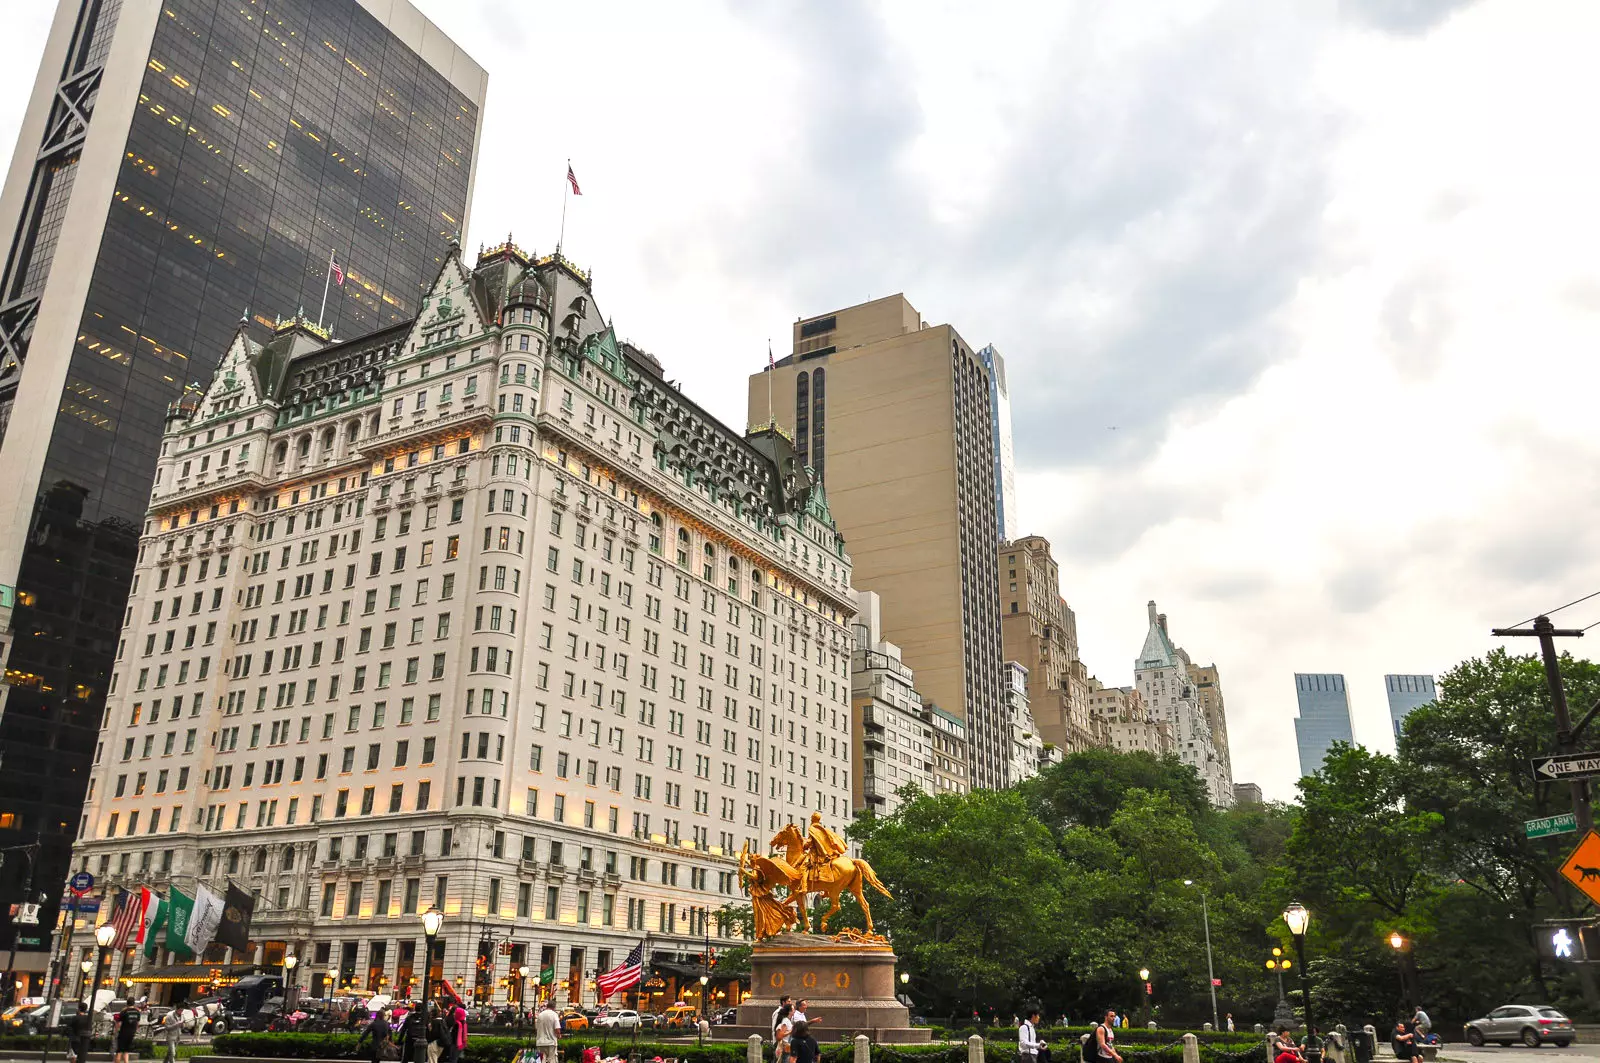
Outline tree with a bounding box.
[851,787,1071,1017]
[1021,748,1210,832]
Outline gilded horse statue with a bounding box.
[738,821,893,939]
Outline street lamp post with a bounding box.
[1265,951,1296,1030]
[1184,880,1219,1031]
[418,909,443,1063]
[698,975,709,1044]
[1284,903,1318,1063]
[1388,933,1416,1011]
[328,967,340,997]
[283,954,298,1009]
[1138,968,1151,1028]
[86,923,115,1012]
[78,959,92,999]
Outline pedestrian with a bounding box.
[795,999,818,1028]
[114,1002,141,1063]
[427,1003,446,1063]
[771,995,793,1038]
[358,1008,393,1063]
[160,1006,184,1063]
[1020,1007,1041,1063]
[1273,1028,1302,1063]
[1225,1014,1234,1033]
[791,1020,819,1063]
[1094,1009,1122,1063]
[66,1005,91,1063]
[774,1004,794,1063]
[448,1000,469,1063]
[535,999,560,1063]
[698,1015,712,1040]
[1391,1020,1416,1062]
[1411,1007,1431,1040]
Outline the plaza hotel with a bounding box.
[68,239,857,1008]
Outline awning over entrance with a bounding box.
[125,963,262,985]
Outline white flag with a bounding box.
[186,885,225,954]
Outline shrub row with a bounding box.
[207,1031,1268,1063]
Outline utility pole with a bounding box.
[1491,616,1593,831]
[1493,614,1600,1010]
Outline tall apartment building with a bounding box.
[1294,673,1355,778]
[927,706,969,795]
[976,345,1018,542]
[1185,662,1233,797]
[1003,661,1048,784]
[999,536,1095,753]
[0,0,486,984]
[1385,674,1436,742]
[851,590,933,817]
[1088,679,1172,757]
[1134,602,1231,806]
[69,243,857,1007]
[747,295,1008,789]
[1232,782,1263,805]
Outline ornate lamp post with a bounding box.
[328,967,339,996]
[78,959,92,999]
[417,909,443,1063]
[283,954,298,1009]
[1284,903,1317,1062]
[1388,933,1413,1010]
[87,923,115,1010]
[1266,950,1296,1030]
[1138,968,1151,1027]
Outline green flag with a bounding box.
[142,895,167,959]
[164,886,195,957]
[539,966,554,985]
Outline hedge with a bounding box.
[206,1031,1267,1063]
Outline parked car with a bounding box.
[638,1012,661,1030]
[713,1008,738,1026]
[595,1009,641,1029]
[16,1002,81,1035]
[1465,1005,1575,1047]
[559,1009,589,1031]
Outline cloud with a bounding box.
[1339,0,1478,35]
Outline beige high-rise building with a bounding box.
[68,240,857,1008]
[998,536,1096,753]
[1185,661,1233,795]
[748,295,1008,788]
[850,590,933,817]
[1087,679,1172,756]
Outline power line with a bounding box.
[1505,589,1600,630]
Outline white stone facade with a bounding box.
[850,591,933,817]
[1133,602,1232,807]
[68,243,857,1006]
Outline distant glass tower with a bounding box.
[977,344,1018,542]
[0,0,484,987]
[1294,673,1355,779]
[1385,674,1436,742]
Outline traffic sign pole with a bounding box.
[1495,616,1594,834]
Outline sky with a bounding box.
[5,0,1599,801]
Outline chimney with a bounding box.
[1147,600,1159,625]
[1158,614,1168,636]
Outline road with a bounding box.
[1439,1047,1600,1060]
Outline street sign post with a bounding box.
[1527,812,1580,839]
[1532,753,1600,781]
[68,872,93,896]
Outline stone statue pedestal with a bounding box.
[720,933,930,1044]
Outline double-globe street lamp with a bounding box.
[1283,903,1318,1063]
[1265,949,1295,1030]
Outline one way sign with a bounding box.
[1533,753,1600,780]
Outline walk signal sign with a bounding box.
[1559,830,1600,907]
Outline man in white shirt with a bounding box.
[1020,1008,1042,1063]
[771,996,792,1038]
[535,1003,560,1062]
[793,1000,810,1025]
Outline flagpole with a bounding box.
[767,340,774,427]
[558,160,570,256]
[317,248,335,328]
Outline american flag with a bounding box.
[566,165,582,196]
[109,888,143,949]
[330,257,345,287]
[596,942,644,999]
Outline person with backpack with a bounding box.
[1020,1008,1042,1063]
[791,1020,820,1063]
[1082,1009,1122,1063]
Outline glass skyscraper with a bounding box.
[0,0,483,991]
[1385,674,1436,742]
[1293,672,1355,780]
[977,344,1018,542]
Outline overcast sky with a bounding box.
[6,0,1598,800]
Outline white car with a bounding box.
[595,1010,641,1029]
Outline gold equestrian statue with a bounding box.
[738,813,893,940]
